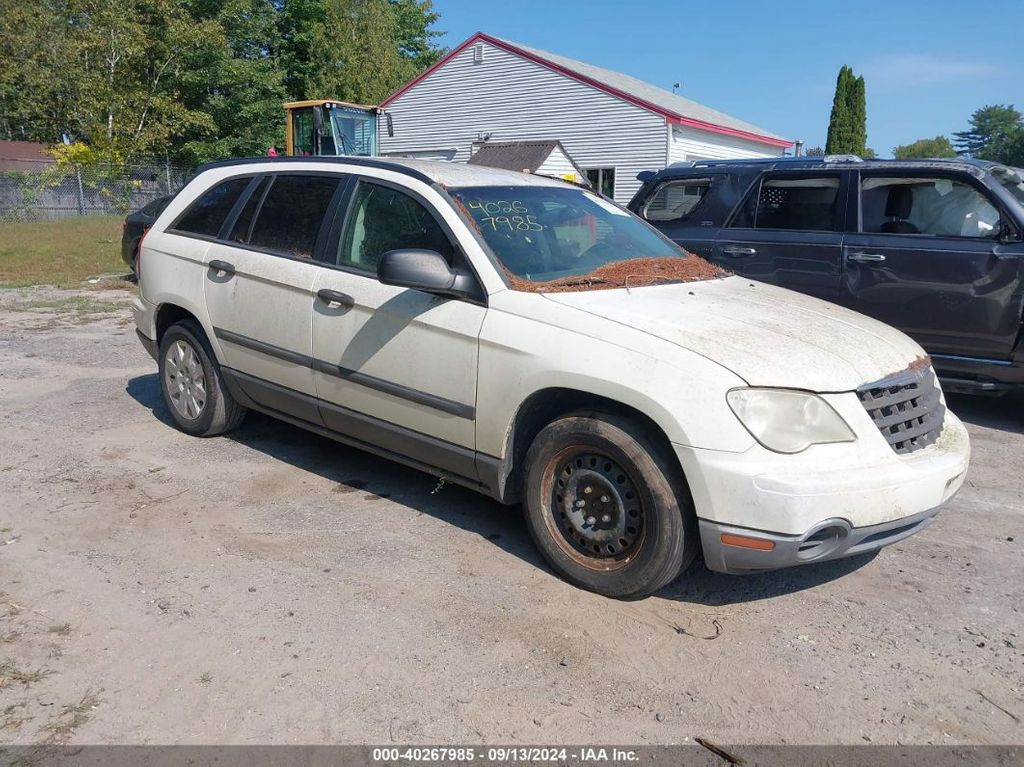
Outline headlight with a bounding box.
[727,388,856,454]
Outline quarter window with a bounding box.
[861,176,1000,239]
[338,181,453,272]
[247,175,341,259]
[173,176,252,237]
[731,175,841,232]
[643,179,710,222]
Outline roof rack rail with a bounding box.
[822,154,863,163]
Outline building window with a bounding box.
[473,44,484,64]
[586,168,615,199]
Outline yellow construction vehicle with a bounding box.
[283,99,392,157]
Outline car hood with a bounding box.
[542,276,925,391]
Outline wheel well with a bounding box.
[155,304,199,346]
[499,388,685,503]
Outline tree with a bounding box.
[893,135,957,159]
[825,65,867,156]
[276,0,445,102]
[982,126,1024,167]
[804,146,825,157]
[954,105,1022,157]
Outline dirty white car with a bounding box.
[133,158,970,598]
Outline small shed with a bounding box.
[0,140,55,172]
[467,140,587,185]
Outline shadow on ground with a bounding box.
[946,390,1024,435]
[127,372,877,606]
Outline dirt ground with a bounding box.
[0,286,1021,747]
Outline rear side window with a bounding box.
[173,177,252,237]
[247,175,342,259]
[228,177,271,244]
[730,175,841,232]
[642,179,710,222]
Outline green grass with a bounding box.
[0,215,127,288]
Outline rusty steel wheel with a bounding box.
[546,450,646,568]
[523,412,697,599]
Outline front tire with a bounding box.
[158,320,246,437]
[523,412,696,599]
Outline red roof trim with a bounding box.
[381,32,792,149]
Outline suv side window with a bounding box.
[172,176,252,237]
[338,181,454,272]
[730,174,841,232]
[642,179,711,222]
[247,175,342,260]
[861,175,1000,239]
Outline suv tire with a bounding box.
[523,412,697,598]
[158,320,246,437]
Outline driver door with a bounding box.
[311,177,485,479]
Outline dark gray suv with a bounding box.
[629,157,1024,394]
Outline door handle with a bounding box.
[847,252,887,263]
[208,259,235,275]
[316,288,354,308]
[721,246,757,256]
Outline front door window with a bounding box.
[860,176,1000,239]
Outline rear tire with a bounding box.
[523,412,696,599]
[158,320,246,437]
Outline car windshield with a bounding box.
[992,166,1024,207]
[448,185,727,291]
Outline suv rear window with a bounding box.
[173,177,252,237]
[643,179,710,222]
[731,175,841,232]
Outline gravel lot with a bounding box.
[0,287,1021,747]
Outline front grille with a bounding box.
[857,363,945,455]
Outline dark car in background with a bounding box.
[121,195,172,274]
[629,157,1024,394]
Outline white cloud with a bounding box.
[861,53,1000,88]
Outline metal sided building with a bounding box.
[378,32,792,204]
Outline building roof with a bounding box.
[467,140,579,174]
[0,140,55,171]
[382,32,791,149]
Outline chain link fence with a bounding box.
[0,160,192,222]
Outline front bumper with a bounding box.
[700,506,940,574]
[674,394,970,573]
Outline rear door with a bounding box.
[203,173,345,421]
[310,176,486,478]
[713,171,848,303]
[842,171,1023,359]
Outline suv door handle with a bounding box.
[848,252,887,263]
[721,246,756,256]
[208,259,235,275]
[316,288,354,308]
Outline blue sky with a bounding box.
[429,0,1024,157]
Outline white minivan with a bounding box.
[133,157,970,598]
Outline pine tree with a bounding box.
[825,65,867,156]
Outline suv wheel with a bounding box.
[158,320,246,437]
[523,412,696,598]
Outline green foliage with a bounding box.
[893,135,957,160]
[803,146,825,157]
[0,0,446,164]
[825,65,867,156]
[954,105,1022,157]
[981,125,1024,167]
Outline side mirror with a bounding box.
[377,249,476,298]
[1001,221,1022,243]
